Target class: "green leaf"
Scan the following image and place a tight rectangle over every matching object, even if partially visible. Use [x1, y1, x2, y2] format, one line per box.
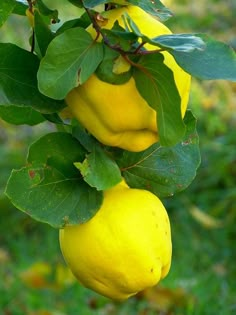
[170, 34, 236, 81]
[0, 105, 45, 125]
[12, 0, 28, 16]
[75, 145, 122, 191]
[0, 138, 27, 197]
[123, 15, 236, 81]
[56, 13, 91, 35]
[37, 27, 104, 100]
[34, 0, 59, 22]
[149, 34, 206, 52]
[72, 122, 100, 152]
[133, 53, 186, 147]
[127, 0, 173, 21]
[67, 0, 83, 8]
[72, 124, 122, 190]
[0, 43, 65, 113]
[82, 0, 105, 7]
[27, 132, 86, 177]
[5, 132, 103, 227]
[95, 46, 132, 84]
[5, 165, 103, 228]
[124, 15, 206, 53]
[0, 0, 15, 27]
[118, 111, 200, 198]
[42, 113, 64, 125]
[34, 10, 55, 58]
[82, 0, 172, 21]
[101, 27, 135, 52]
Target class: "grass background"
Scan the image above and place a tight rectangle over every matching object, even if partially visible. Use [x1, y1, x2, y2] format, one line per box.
[0, 0, 236, 314]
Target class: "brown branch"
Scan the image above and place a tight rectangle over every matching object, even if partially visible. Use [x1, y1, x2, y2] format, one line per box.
[81, 1, 166, 57]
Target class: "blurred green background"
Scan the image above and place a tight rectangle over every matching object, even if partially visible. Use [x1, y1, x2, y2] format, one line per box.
[0, 1, 236, 314]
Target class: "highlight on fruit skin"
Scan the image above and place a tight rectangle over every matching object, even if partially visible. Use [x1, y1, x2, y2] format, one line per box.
[59, 180, 172, 301]
[65, 5, 191, 152]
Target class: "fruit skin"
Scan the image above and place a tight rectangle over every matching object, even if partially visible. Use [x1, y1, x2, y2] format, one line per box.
[59, 180, 172, 301]
[65, 5, 191, 152]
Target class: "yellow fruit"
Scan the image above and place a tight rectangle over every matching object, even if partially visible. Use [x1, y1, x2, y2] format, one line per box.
[66, 5, 191, 152]
[25, 8, 35, 28]
[59, 180, 172, 300]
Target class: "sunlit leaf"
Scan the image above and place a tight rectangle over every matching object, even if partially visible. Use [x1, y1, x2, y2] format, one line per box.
[189, 206, 224, 229]
[34, 0, 59, 22]
[56, 13, 91, 35]
[34, 10, 55, 58]
[0, 0, 15, 27]
[38, 27, 103, 100]
[75, 145, 122, 191]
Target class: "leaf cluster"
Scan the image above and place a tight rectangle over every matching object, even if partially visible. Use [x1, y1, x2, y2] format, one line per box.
[0, 0, 236, 227]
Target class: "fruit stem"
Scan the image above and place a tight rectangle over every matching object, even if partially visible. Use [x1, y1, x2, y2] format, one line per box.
[27, 0, 34, 13]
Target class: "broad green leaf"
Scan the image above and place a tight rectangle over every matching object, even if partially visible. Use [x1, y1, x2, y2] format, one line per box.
[122, 15, 236, 81]
[0, 0, 15, 27]
[149, 34, 206, 52]
[127, 0, 173, 21]
[35, 0, 59, 22]
[38, 27, 104, 100]
[67, 0, 83, 8]
[82, 0, 172, 21]
[5, 132, 103, 227]
[34, 10, 55, 58]
[73, 123, 122, 190]
[0, 105, 45, 125]
[170, 34, 236, 81]
[0, 43, 65, 113]
[124, 15, 206, 53]
[42, 113, 64, 125]
[75, 145, 122, 191]
[101, 28, 135, 52]
[118, 111, 200, 198]
[56, 13, 91, 35]
[0, 141, 26, 197]
[27, 132, 86, 177]
[133, 53, 186, 147]
[5, 165, 103, 227]
[72, 122, 100, 152]
[82, 0, 106, 7]
[12, 0, 28, 16]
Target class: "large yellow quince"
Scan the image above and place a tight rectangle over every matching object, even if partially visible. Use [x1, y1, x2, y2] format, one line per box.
[59, 180, 172, 300]
[65, 5, 191, 152]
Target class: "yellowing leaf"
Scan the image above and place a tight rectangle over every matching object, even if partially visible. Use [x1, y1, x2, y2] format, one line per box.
[55, 263, 76, 287]
[137, 285, 195, 312]
[189, 206, 224, 228]
[0, 248, 10, 264]
[20, 262, 52, 289]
